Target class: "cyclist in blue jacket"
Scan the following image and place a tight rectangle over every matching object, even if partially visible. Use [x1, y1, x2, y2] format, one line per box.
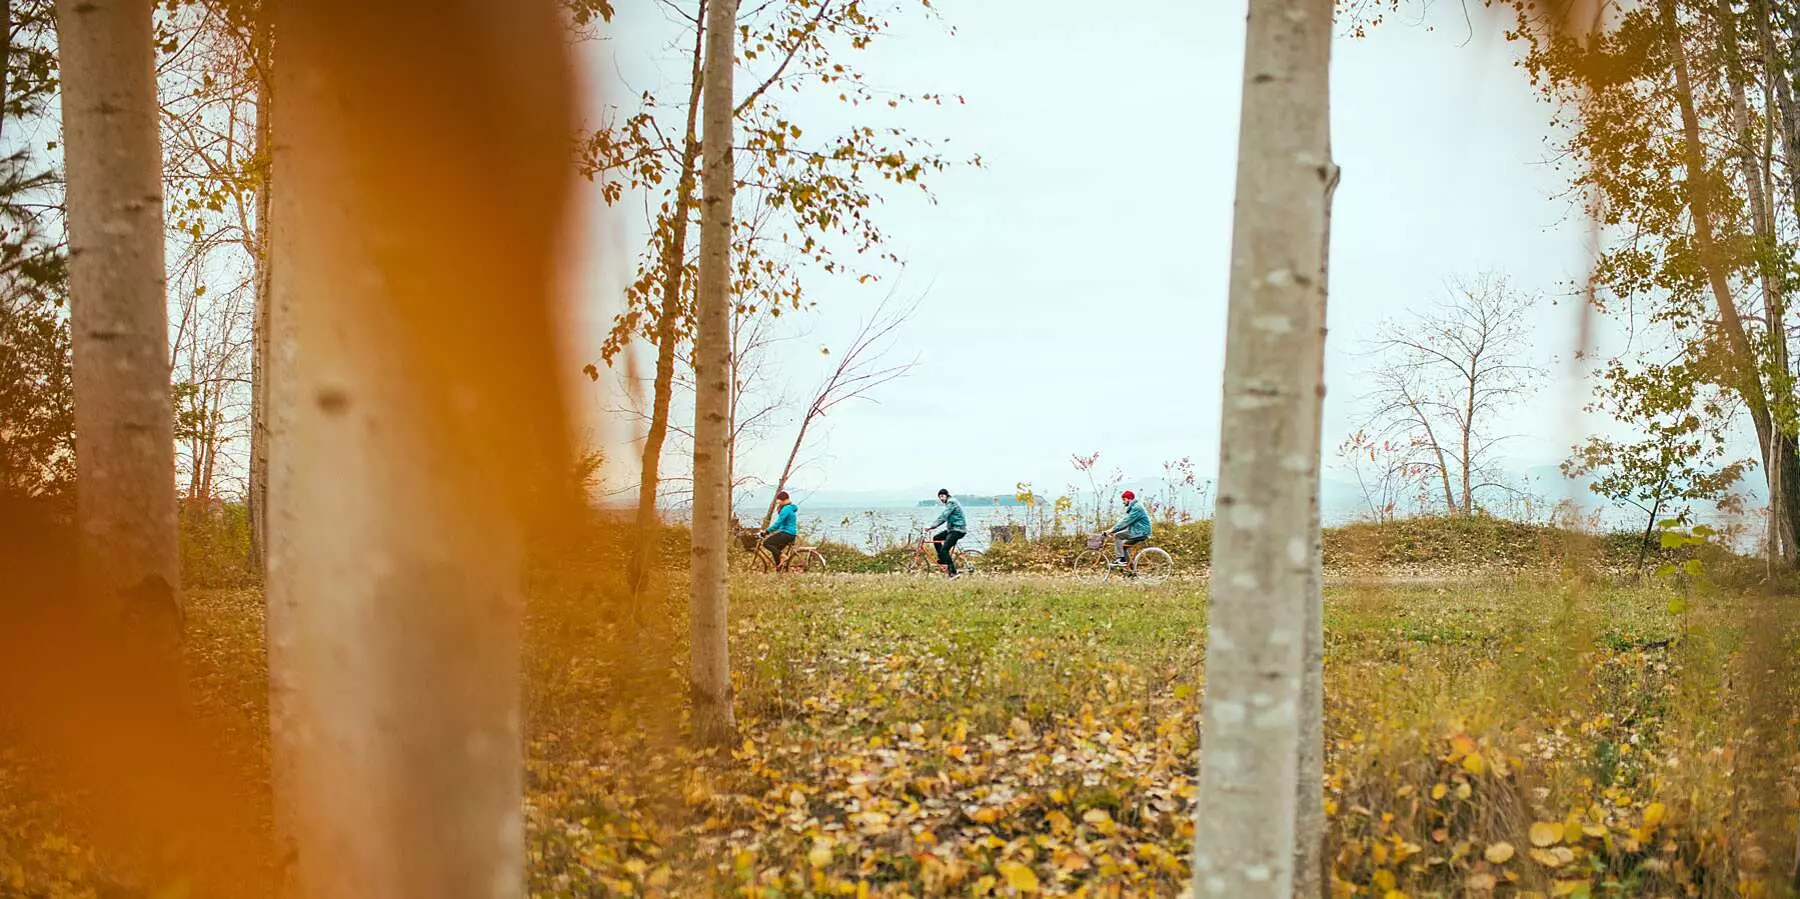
[921, 488, 967, 579]
[1104, 490, 1153, 567]
[762, 491, 798, 569]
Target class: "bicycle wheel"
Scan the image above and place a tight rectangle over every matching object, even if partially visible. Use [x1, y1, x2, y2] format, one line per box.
[1130, 547, 1173, 585]
[785, 547, 828, 573]
[1071, 549, 1113, 582]
[955, 550, 981, 575]
[904, 547, 932, 576]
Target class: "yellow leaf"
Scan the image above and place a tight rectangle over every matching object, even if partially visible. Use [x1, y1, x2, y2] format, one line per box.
[1485, 842, 1516, 864]
[998, 861, 1040, 893]
[1462, 752, 1488, 776]
[1384, 890, 1409, 899]
[1455, 782, 1473, 800]
[1431, 783, 1448, 801]
[971, 807, 1002, 824]
[1372, 869, 1396, 890]
[1643, 802, 1667, 829]
[1450, 734, 1476, 761]
[1529, 846, 1575, 868]
[809, 842, 833, 868]
[1530, 821, 1564, 847]
[1467, 872, 1498, 892]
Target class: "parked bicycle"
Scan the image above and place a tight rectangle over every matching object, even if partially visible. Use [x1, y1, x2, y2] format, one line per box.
[1072, 533, 1172, 584]
[905, 535, 981, 576]
[737, 529, 828, 573]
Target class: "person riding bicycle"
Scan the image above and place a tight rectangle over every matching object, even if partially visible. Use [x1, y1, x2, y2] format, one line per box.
[1103, 490, 1152, 567]
[762, 491, 798, 569]
[921, 488, 967, 579]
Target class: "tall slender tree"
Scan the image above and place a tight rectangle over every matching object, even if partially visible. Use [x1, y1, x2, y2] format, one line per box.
[1189, 0, 1335, 893]
[56, 0, 181, 619]
[265, 0, 574, 894]
[247, 0, 274, 576]
[689, 0, 740, 747]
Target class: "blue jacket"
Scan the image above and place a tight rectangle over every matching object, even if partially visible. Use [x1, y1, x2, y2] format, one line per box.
[931, 498, 967, 533]
[767, 502, 798, 536]
[1111, 500, 1152, 539]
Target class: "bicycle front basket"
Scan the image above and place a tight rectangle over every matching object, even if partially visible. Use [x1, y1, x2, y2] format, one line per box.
[1085, 534, 1106, 550]
[737, 531, 761, 552]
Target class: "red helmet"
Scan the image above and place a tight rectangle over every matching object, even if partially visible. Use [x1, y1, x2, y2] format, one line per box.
[1121, 490, 1135, 501]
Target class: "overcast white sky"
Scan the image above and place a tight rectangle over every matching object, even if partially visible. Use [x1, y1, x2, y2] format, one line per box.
[557, 0, 1617, 502]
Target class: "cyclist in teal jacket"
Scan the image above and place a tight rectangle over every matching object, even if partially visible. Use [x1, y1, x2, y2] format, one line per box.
[762, 491, 798, 568]
[921, 488, 967, 579]
[1104, 490, 1153, 566]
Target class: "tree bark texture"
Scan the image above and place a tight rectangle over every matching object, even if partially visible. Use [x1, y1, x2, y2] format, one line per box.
[689, 0, 740, 747]
[249, 17, 274, 579]
[1293, 147, 1338, 899]
[1190, 0, 1334, 893]
[56, 0, 181, 618]
[265, 2, 574, 896]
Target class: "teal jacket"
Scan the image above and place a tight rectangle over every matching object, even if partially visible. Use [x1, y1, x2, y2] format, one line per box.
[767, 503, 798, 536]
[931, 498, 966, 532]
[1111, 500, 1152, 539]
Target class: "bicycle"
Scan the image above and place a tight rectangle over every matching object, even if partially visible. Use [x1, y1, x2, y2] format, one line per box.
[737, 529, 828, 573]
[1072, 533, 1172, 585]
[905, 534, 981, 576]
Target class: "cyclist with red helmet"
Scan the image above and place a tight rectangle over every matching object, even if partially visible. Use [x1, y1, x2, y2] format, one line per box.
[1103, 490, 1153, 567]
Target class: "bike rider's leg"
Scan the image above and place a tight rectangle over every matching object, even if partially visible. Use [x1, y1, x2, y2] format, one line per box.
[943, 529, 964, 577]
[763, 532, 793, 569]
[1122, 536, 1147, 569]
[933, 530, 952, 572]
[1114, 535, 1128, 565]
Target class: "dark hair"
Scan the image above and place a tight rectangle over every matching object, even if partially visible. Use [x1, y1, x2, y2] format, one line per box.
[776, 491, 790, 501]
[937, 488, 950, 498]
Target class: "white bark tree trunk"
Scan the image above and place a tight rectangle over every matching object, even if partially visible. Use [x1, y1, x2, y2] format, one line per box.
[56, 0, 181, 621]
[1191, 0, 1334, 893]
[689, 0, 740, 746]
[264, 2, 575, 896]
[248, 19, 273, 579]
[1293, 144, 1339, 899]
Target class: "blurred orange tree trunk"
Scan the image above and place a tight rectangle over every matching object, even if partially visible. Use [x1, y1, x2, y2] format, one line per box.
[265, 1, 577, 895]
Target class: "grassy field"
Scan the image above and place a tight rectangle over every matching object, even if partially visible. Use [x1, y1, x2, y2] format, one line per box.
[4, 571, 1797, 897]
[518, 571, 1798, 898]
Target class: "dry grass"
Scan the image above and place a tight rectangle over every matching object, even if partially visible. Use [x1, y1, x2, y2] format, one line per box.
[2, 569, 1796, 897]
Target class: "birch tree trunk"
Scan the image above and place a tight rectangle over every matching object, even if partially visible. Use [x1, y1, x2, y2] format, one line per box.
[1191, 0, 1334, 893]
[1293, 143, 1339, 899]
[265, 2, 574, 896]
[689, 0, 740, 747]
[56, 0, 181, 620]
[248, 13, 273, 579]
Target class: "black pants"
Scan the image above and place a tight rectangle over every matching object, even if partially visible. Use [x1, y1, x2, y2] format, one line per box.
[762, 531, 795, 567]
[1115, 534, 1147, 564]
[934, 529, 965, 575]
